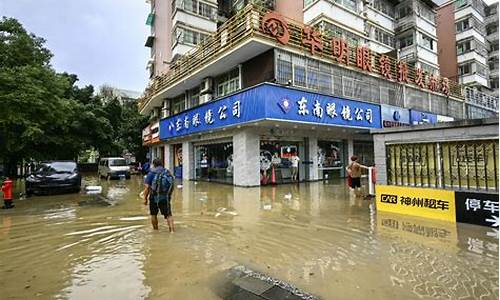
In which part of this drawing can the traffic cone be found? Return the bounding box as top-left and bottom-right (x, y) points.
(271, 166), (276, 185)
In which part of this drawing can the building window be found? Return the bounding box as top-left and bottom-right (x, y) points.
(396, 5), (413, 19)
(417, 4), (435, 23)
(372, 0), (395, 17)
(171, 94), (186, 115)
(172, 0), (217, 20)
(174, 26), (209, 46)
(342, 0), (358, 12)
(233, 0), (245, 10)
(398, 34), (414, 49)
(199, 1), (216, 19)
(374, 27), (395, 47)
(421, 34), (434, 50)
(188, 87), (200, 108)
(456, 40), (471, 54)
(486, 25), (498, 35)
(456, 19), (470, 33)
(455, 0), (468, 9)
(319, 21), (362, 45)
(216, 68), (240, 97)
(420, 62), (437, 76)
(486, 5), (497, 16)
(490, 78), (499, 89)
(459, 63), (472, 75)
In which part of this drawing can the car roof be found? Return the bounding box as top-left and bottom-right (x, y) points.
(100, 157), (125, 160)
(41, 160), (76, 164)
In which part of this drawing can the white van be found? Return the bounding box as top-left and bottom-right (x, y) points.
(98, 157), (131, 179)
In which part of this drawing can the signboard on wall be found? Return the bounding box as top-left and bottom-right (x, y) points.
(160, 84), (382, 140)
(381, 104), (410, 128)
(437, 115), (454, 123)
(376, 185), (456, 222)
(142, 125), (151, 146)
(410, 110), (437, 125)
(455, 191), (499, 227)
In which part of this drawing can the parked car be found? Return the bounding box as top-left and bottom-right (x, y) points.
(98, 157), (131, 179)
(25, 161), (81, 195)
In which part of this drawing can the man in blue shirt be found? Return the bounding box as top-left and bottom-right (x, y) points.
(143, 158), (174, 232)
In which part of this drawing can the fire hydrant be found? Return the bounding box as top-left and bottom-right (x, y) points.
(2, 177), (14, 209)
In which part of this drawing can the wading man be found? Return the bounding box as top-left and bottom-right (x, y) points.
(143, 159), (175, 232)
(346, 155), (369, 197)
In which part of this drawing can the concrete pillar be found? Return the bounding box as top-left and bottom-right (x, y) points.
(233, 129), (260, 187)
(307, 136), (319, 181)
(182, 141), (194, 180)
(347, 138), (354, 161)
(164, 144), (174, 172)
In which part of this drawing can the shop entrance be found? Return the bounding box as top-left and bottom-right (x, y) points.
(260, 140), (303, 185)
(318, 140), (346, 179)
(194, 142), (233, 184)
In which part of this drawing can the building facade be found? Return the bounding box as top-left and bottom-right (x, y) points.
(305, 0), (440, 75)
(140, 1), (497, 186)
(437, 0), (499, 98)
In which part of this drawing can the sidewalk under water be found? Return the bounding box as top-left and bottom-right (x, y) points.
(0, 177), (497, 299)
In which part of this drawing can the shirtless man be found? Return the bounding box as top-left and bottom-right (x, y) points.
(346, 155), (369, 197)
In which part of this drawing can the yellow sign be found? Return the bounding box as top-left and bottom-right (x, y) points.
(376, 185), (456, 222)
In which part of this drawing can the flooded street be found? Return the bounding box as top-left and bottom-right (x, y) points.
(0, 176), (498, 300)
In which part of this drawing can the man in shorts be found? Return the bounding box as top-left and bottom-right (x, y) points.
(143, 158), (174, 232)
(346, 155), (369, 197)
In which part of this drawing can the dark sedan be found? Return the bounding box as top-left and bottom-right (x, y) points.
(26, 161), (81, 196)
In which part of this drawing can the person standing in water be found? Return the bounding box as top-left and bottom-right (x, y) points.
(143, 159), (175, 232)
(290, 154), (300, 181)
(346, 155), (369, 197)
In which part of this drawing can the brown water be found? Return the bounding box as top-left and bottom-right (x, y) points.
(0, 177), (498, 300)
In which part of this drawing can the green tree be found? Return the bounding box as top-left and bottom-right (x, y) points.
(0, 17), (147, 175)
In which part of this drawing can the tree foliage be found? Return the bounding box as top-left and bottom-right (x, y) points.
(0, 17), (147, 176)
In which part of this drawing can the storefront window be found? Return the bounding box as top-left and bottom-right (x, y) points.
(318, 141), (345, 179)
(195, 142), (233, 183)
(173, 144), (183, 178)
(353, 141), (374, 165)
(260, 141), (301, 185)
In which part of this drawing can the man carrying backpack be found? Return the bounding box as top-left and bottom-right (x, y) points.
(143, 158), (175, 232)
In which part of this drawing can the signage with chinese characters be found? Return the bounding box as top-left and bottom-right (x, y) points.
(410, 109), (437, 125)
(151, 121), (160, 144)
(260, 11), (454, 97)
(142, 125), (151, 145)
(159, 84), (382, 140)
(381, 105), (410, 128)
(376, 185), (456, 222)
(455, 192), (499, 228)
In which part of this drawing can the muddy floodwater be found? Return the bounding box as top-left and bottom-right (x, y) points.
(0, 176), (498, 299)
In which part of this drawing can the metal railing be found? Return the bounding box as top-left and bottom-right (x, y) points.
(387, 140), (499, 192)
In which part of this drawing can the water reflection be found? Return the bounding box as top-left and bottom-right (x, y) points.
(0, 178), (497, 300)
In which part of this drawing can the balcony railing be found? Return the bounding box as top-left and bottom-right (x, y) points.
(138, 4), (465, 112)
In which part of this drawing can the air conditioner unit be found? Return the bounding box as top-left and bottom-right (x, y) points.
(200, 77), (214, 94)
(199, 94), (213, 104)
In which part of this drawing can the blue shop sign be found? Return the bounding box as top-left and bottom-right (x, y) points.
(381, 104), (410, 128)
(160, 84), (381, 140)
(410, 109), (437, 125)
